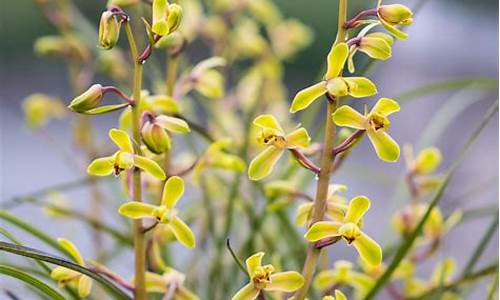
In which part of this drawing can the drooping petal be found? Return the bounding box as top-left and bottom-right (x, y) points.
(78, 275), (92, 297)
(231, 282), (260, 300)
(344, 196), (371, 224)
(266, 271), (304, 292)
(144, 271), (167, 293)
(370, 97), (400, 116)
(253, 114), (284, 134)
(352, 231), (382, 266)
(325, 43), (349, 79)
(296, 203), (314, 226)
(248, 146), (284, 181)
(169, 216), (196, 248)
(290, 81), (328, 113)
(58, 238), (84, 266)
(313, 270), (337, 290)
(118, 202), (157, 219)
(50, 266), (80, 281)
(161, 176), (184, 208)
(366, 32), (394, 45)
(156, 115), (191, 134)
(335, 289), (348, 300)
(133, 155), (167, 180)
(87, 155), (115, 176)
(332, 106), (367, 129)
(304, 221), (342, 242)
(379, 18), (409, 40)
(246, 252), (265, 277)
(285, 128), (311, 148)
(343, 77), (378, 98)
(366, 129), (400, 162)
(109, 128), (134, 153)
(359, 37), (392, 60)
(177, 286), (200, 300)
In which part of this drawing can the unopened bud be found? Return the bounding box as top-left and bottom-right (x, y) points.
(378, 4), (413, 25)
(99, 11), (121, 50)
(141, 117), (171, 154)
(34, 36), (66, 57)
(152, 0), (169, 36)
(166, 4), (183, 33)
(68, 84), (103, 112)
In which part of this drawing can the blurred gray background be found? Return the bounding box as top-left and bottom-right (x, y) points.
(0, 0), (498, 298)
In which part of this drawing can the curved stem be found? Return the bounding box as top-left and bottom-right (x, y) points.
(125, 21), (147, 300)
(295, 1), (347, 299)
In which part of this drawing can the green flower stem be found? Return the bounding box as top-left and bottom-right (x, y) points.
(125, 21), (146, 300)
(295, 1), (347, 298)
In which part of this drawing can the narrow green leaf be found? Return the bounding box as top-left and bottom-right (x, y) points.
(363, 102), (498, 300)
(0, 264), (66, 300)
(0, 242), (132, 300)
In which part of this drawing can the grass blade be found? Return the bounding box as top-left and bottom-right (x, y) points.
(0, 264), (66, 300)
(0, 241), (132, 300)
(363, 101), (499, 299)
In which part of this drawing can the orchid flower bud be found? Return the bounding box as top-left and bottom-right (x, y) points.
(33, 36), (66, 57)
(141, 118), (172, 154)
(152, 0), (170, 36)
(166, 4), (183, 33)
(68, 84), (103, 112)
(378, 4), (413, 25)
(99, 11), (121, 50)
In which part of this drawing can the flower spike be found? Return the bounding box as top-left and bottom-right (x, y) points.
(290, 43), (377, 113)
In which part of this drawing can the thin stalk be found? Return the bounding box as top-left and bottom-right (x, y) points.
(125, 22), (146, 300)
(294, 1), (347, 298)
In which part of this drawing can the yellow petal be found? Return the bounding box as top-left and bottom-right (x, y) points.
(51, 266), (80, 281)
(231, 282), (260, 300)
(78, 275), (92, 297)
(87, 155), (115, 176)
(253, 114), (284, 134)
(246, 252), (264, 277)
(366, 128), (400, 162)
(359, 37), (392, 60)
(313, 270), (337, 290)
(344, 196), (371, 224)
(266, 271), (304, 292)
(118, 202), (157, 219)
(415, 147), (442, 174)
(334, 290), (347, 300)
(332, 106), (367, 129)
(379, 18), (408, 40)
(133, 155), (167, 180)
(58, 238), (84, 265)
(290, 82), (327, 113)
(169, 216), (196, 248)
(370, 98), (400, 116)
(304, 221), (342, 242)
(109, 128), (134, 153)
(161, 176), (184, 208)
(285, 128), (310, 148)
(156, 115), (190, 133)
(248, 146), (284, 181)
(343, 77), (378, 98)
(296, 203), (314, 226)
(352, 231), (382, 266)
(325, 43), (349, 79)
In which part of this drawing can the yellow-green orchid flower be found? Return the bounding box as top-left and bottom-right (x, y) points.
(296, 184), (348, 226)
(409, 147), (442, 175)
(290, 42), (377, 113)
(377, 0), (414, 40)
(404, 258), (458, 298)
(232, 252), (304, 300)
(87, 128), (166, 180)
(119, 176), (196, 248)
(50, 239), (92, 297)
(22, 94), (66, 129)
(144, 268), (199, 299)
(332, 97), (400, 162)
(193, 138), (246, 182)
(305, 196), (382, 266)
(314, 260), (374, 297)
(248, 114), (310, 180)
